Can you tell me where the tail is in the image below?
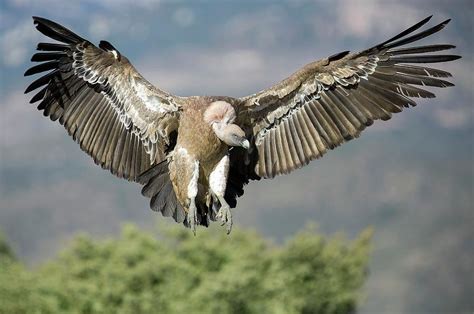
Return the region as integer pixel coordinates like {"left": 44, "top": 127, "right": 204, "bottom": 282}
{"left": 138, "top": 161, "right": 187, "bottom": 224}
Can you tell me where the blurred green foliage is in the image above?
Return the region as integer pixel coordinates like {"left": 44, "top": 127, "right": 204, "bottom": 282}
{"left": 0, "top": 224, "right": 372, "bottom": 314}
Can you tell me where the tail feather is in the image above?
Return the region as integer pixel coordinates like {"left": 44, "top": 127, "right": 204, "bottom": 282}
{"left": 138, "top": 161, "right": 187, "bottom": 224}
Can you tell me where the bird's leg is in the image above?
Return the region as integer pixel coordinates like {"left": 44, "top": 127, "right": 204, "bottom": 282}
{"left": 209, "top": 155, "right": 233, "bottom": 234}
{"left": 187, "top": 197, "right": 198, "bottom": 235}
{"left": 186, "top": 160, "right": 200, "bottom": 235}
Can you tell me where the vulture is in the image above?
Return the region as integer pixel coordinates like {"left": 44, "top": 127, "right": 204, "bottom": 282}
{"left": 24, "top": 16, "right": 460, "bottom": 234}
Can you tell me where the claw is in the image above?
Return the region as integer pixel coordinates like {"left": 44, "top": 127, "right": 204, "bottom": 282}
{"left": 217, "top": 205, "right": 233, "bottom": 234}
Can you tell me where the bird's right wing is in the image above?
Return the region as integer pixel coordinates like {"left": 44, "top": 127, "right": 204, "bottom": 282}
{"left": 25, "top": 17, "right": 182, "bottom": 181}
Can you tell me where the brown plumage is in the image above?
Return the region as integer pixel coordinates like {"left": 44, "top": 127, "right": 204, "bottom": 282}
{"left": 24, "top": 16, "right": 460, "bottom": 233}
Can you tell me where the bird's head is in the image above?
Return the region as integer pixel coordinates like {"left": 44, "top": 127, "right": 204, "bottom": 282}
{"left": 204, "top": 101, "right": 250, "bottom": 149}
{"left": 216, "top": 123, "right": 250, "bottom": 149}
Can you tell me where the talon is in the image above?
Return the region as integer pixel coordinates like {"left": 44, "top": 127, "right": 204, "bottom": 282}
{"left": 217, "top": 205, "right": 232, "bottom": 234}
{"left": 187, "top": 202, "right": 198, "bottom": 235}
{"left": 216, "top": 210, "right": 226, "bottom": 226}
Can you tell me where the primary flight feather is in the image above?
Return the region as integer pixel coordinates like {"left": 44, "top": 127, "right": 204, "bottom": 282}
{"left": 24, "top": 16, "right": 460, "bottom": 234}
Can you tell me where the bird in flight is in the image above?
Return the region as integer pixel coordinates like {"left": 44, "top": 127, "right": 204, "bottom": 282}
{"left": 25, "top": 16, "right": 460, "bottom": 234}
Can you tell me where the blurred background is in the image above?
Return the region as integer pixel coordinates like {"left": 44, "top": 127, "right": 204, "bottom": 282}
{"left": 0, "top": 0, "right": 472, "bottom": 313}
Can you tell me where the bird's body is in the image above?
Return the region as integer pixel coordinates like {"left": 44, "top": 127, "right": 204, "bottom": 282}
{"left": 169, "top": 97, "right": 238, "bottom": 231}
{"left": 24, "top": 16, "right": 460, "bottom": 234}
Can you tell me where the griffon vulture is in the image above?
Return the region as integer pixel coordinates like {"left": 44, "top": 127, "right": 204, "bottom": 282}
{"left": 24, "top": 16, "right": 460, "bottom": 234}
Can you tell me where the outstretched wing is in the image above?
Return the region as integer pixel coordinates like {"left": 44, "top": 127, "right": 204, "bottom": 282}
{"left": 24, "top": 17, "right": 181, "bottom": 181}
{"left": 237, "top": 16, "right": 460, "bottom": 179}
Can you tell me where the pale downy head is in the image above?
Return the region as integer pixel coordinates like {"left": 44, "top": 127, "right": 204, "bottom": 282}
{"left": 204, "top": 101, "right": 250, "bottom": 149}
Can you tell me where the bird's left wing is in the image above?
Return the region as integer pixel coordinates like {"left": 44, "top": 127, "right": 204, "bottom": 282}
{"left": 237, "top": 16, "right": 460, "bottom": 179}
{"left": 25, "top": 17, "right": 182, "bottom": 181}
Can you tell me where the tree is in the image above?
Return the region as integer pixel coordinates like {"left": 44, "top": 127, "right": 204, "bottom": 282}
{"left": 0, "top": 224, "right": 372, "bottom": 314}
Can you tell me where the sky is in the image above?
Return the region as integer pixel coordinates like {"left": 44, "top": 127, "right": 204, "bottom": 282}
{"left": 0, "top": 0, "right": 473, "bottom": 313}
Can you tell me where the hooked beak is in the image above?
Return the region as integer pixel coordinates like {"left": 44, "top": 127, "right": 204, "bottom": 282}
{"left": 241, "top": 139, "right": 250, "bottom": 150}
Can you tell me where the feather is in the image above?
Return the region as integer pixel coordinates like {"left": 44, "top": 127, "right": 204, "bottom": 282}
{"left": 328, "top": 50, "right": 350, "bottom": 62}
{"left": 274, "top": 127, "right": 288, "bottom": 174}
{"left": 382, "top": 64, "right": 452, "bottom": 77}
{"left": 62, "top": 87, "right": 90, "bottom": 135}
{"left": 137, "top": 161, "right": 168, "bottom": 184}
{"left": 333, "top": 88, "right": 371, "bottom": 126}
{"left": 31, "top": 52, "right": 65, "bottom": 62}
{"left": 82, "top": 97, "right": 109, "bottom": 152}
{"left": 142, "top": 173, "right": 169, "bottom": 197}
{"left": 322, "top": 92, "right": 356, "bottom": 139}
{"left": 366, "top": 80, "right": 417, "bottom": 108}
{"left": 264, "top": 132, "right": 273, "bottom": 177}
{"left": 373, "top": 16, "right": 433, "bottom": 49}
{"left": 120, "top": 131, "right": 132, "bottom": 179}
{"left": 172, "top": 193, "right": 186, "bottom": 223}
{"left": 372, "top": 71, "right": 454, "bottom": 88}
{"left": 305, "top": 102, "right": 331, "bottom": 150}
{"left": 269, "top": 128, "right": 280, "bottom": 175}
{"left": 104, "top": 117, "right": 123, "bottom": 170}
{"left": 24, "top": 69, "right": 59, "bottom": 93}
{"left": 79, "top": 93, "right": 106, "bottom": 152}
{"left": 33, "top": 16, "right": 85, "bottom": 44}
{"left": 279, "top": 121, "right": 294, "bottom": 172}
{"left": 288, "top": 116, "right": 306, "bottom": 167}
{"left": 389, "top": 44, "right": 455, "bottom": 55}
{"left": 307, "top": 101, "right": 333, "bottom": 148}
{"left": 112, "top": 128, "right": 127, "bottom": 178}
{"left": 318, "top": 95, "right": 347, "bottom": 142}
{"left": 90, "top": 100, "right": 115, "bottom": 160}
{"left": 295, "top": 110, "right": 316, "bottom": 158}
{"left": 160, "top": 182, "right": 174, "bottom": 217}
{"left": 389, "top": 55, "right": 461, "bottom": 64}
{"left": 284, "top": 119, "right": 302, "bottom": 168}
{"left": 36, "top": 42, "right": 69, "bottom": 52}
{"left": 24, "top": 61, "right": 59, "bottom": 76}
{"left": 130, "top": 135, "right": 139, "bottom": 179}
{"left": 301, "top": 106, "right": 325, "bottom": 156}
{"left": 29, "top": 86, "right": 48, "bottom": 104}
{"left": 352, "top": 89, "right": 391, "bottom": 121}
{"left": 383, "top": 19, "right": 451, "bottom": 50}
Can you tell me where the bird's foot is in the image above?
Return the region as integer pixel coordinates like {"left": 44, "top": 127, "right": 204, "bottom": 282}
{"left": 187, "top": 202, "right": 198, "bottom": 235}
{"left": 216, "top": 205, "right": 232, "bottom": 234}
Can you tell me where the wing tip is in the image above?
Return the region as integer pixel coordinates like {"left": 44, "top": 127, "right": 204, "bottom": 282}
{"left": 24, "top": 84, "right": 35, "bottom": 94}
{"left": 423, "top": 15, "right": 434, "bottom": 24}
{"left": 425, "top": 15, "right": 452, "bottom": 29}
{"left": 453, "top": 54, "right": 462, "bottom": 60}
{"left": 32, "top": 16, "right": 46, "bottom": 26}
{"left": 441, "top": 18, "right": 451, "bottom": 26}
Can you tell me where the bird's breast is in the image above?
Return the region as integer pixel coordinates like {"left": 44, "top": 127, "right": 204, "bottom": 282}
{"left": 176, "top": 106, "right": 226, "bottom": 164}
